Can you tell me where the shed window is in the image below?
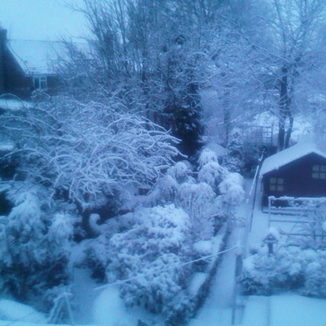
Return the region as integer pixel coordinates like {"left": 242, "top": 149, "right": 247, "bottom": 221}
{"left": 269, "top": 177, "right": 284, "bottom": 192}
{"left": 312, "top": 165, "right": 326, "bottom": 179}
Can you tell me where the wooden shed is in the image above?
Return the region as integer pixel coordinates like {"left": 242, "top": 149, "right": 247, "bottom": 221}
{"left": 260, "top": 140, "right": 326, "bottom": 206}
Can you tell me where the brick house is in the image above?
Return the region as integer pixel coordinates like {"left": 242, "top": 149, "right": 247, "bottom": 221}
{"left": 0, "top": 28, "right": 64, "bottom": 98}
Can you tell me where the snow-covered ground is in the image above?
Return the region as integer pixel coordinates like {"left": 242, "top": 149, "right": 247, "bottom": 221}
{"left": 242, "top": 294, "right": 326, "bottom": 326}
{"left": 0, "top": 98, "right": 32, "bottom": 111}
{"left": 188, "top": 228, "right": 242, "bottom": 326}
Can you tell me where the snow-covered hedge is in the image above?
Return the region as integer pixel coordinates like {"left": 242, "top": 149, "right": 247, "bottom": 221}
{"left": 0, "top": 182, "right": 76, "bottom": 315}
{"left": 85, "top": 205, "right": 193, "bottom": 316}
{"left": 241, "top": 246, "right": 326, "bottom": 298}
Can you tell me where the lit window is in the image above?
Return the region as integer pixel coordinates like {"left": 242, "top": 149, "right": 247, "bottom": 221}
{"left": 312, "top": 165, "right": 326, "bottom": 179}
{"left": 269, "top": 177, "right": 284, "bottom": 192}
{"left": 33, "top": 76, "right": 48, "bottom": 90}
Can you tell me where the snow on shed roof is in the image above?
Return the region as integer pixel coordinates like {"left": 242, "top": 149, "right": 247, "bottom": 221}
{"left": 7, "top": 40, "right": 66, "bottom": 75}
{"left": 260, "top": 139, "right": 326, "bottom": 176}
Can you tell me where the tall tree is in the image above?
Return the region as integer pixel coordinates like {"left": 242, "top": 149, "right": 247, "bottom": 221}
{"left": 240, "top": 0, "right": 326, "bottom": 150}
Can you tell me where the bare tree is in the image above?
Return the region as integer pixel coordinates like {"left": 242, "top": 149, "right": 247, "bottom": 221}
{"left": 240, "top": 0, "right": 326, "bottom": 150}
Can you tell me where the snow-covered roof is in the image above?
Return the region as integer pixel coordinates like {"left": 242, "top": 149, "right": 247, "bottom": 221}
{"left": 7, "top": 40, "right": 67, "bottom": 75}
{"left": 7, "top": 39, "right": 90, "bottom": 76}
{"left": 260, "top": 139, "right": 326, "bottom": 176}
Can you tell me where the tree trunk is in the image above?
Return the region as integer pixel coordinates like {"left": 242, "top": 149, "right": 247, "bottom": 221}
{"left": 278, "top": 66, "right": 291, "bottom": 151}
{"left": 284, "top": 111, "right": 294, "bottom": 148}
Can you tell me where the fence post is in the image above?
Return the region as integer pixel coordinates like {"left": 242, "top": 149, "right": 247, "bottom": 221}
{"left": 268, "top": 196, "right": 271, "bottom": 228}
{"left": 231, "top": 254, "right": 243, "bottom": 325}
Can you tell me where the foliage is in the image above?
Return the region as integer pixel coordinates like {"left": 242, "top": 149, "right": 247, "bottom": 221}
{"left": 176, "top": 182, "right": 216, "bottom": 240}
{"left": 0, "top": 96, "right": 179, "bottom": 210}
{"left": 0, "top": 181, "right": 76, "bottom": 312}
{"left": 93, "top": 205, "right": 193, "bottom": 315}
{"left": 241, "top": 246, "right": 326, "bottom": 298}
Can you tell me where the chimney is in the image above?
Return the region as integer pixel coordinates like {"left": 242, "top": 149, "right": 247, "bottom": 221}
{"left": 0, "top": 28, "right": 7, "bottom": 93}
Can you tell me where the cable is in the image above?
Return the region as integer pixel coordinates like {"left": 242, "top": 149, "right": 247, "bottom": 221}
{"left": 94, "top": 245, "right": 238, "bottom": 291}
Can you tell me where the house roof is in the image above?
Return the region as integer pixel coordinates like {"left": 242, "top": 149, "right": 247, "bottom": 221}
{"left": 7, "top": 40, "right": 67, "bottom": 75}
{"left": 260, "top": 138, "right": 326, "bottom": 176}
{"left": 6, "top": 39, "right": 91, "bottom": 76}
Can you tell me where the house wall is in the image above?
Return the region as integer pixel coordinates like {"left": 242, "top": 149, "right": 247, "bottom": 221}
{"left": 3, "top": 49, "right": 31, "bottom": 98}
{"left": 46, "top": 75, "right": 61, "bottom": 94}
{"left": 0, "top": 29, "right": 6, "bottom": 93}
{"left": 262, "top": 153, "right": 326, "bottom": 206}
{"left": 0, "top": 28, "right": 61, "bottom": 98}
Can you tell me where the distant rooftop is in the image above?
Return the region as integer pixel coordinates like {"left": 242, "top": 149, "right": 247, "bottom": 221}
{"left": 7, "top": 39, "right": 90, "bottom": 75}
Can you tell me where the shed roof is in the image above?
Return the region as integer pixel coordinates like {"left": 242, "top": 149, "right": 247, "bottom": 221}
{"left": 260, "top": 139, "right": 326, "bottom": 176}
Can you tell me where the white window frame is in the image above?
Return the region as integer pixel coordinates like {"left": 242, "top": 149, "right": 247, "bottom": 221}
{"left": 33, "top": 76, "right": 48, "bottom": 90}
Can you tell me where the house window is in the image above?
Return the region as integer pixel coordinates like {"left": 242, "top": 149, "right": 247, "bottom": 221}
{"left": 33, "top": 76, "right": 48, "bottom": 90}
{"left": 312, "top": 165, "right": 326, "bottom": 179}
{"left": 269, "top": 177, "right": 284, "bottom": 192}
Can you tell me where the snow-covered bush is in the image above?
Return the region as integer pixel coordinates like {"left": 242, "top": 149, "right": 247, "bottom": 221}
{"left": 241, "top": 246, "right": 326, "bottom": 298}
{"left": 147, "top": 175, "right": 179, "bottom": 206}
{"left": 0, "top": 96, "right": 179, "bottom": 211}
{"left": 224, "top": 129, "right": 244, "bottom": 173}
{"left": 198, "top": 161, "right": 226, "bottom": 193}
{"left": 219, "top": 172, "right": 245, "bottom": 207}
{"left": 301, "top": 251, "right": 326, "bottom": 298}
{"left": 167, "top": 161, "right": 194, "bottom": 184}
{"left": 104, "top": 205, "right": 193, "bottom": 315}
{"left": 176, "top": 182, "right": 216, "bottom": 240}
{"left": 241, "top": 246, "right": 305, "bottom": 295}
{"left": 198, "top": 148, "right": 219, "bottom": 168}
{"left": 148, "top": 157, "right": 242, "bottom": 239}
{"left": 0, "top": 182, "right": 76, "bottom": 311}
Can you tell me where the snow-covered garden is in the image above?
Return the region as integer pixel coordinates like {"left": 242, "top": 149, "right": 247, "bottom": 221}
{"left": 1, "top": 0, "right": 326, "bottom": 325}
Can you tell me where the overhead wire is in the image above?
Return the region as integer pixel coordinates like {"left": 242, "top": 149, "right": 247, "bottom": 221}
{"left": 95, "top": 245, "right": 238, "bottom": 291}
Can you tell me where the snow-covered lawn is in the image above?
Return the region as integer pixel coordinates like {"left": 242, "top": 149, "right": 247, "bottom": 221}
{"left": 242, "top": 294, "right": 326, "bottom": 326}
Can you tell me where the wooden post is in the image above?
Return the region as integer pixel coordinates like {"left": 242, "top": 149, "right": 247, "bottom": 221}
{"left": 268, "top": 196, "right": 272, "bottom": 228}
{"left": 231, "top": 254, "right": 243, "bottom": 325}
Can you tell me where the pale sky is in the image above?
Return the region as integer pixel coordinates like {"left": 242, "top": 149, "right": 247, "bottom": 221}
{"left": 0, "top": 0, "right": 89, "bottom": 41}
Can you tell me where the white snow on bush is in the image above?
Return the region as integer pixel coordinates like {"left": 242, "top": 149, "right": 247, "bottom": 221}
{"left": 101, "top": 204, "right": 192, "bottom": 315}
{"left": 198, "top": 148, "right": 219, "bottom": 167}
{"left": 198, "top": 161, "right": 226, "bottom": 191}
{"left": 177, "top": 182, "right": 216, "bottom": 240}
{"left": 219, "top": 172, "right": 245, "bottom": 205}
{"left": 194, "top": 240, "right": 212, "bottom": 256}
{"left": 167, "top": 161, "right": 192, "bottom": 183}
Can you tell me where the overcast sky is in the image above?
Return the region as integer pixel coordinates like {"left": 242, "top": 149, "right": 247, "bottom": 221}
{"left": 0, "top": 0, "right": 89, "bottom": 41}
